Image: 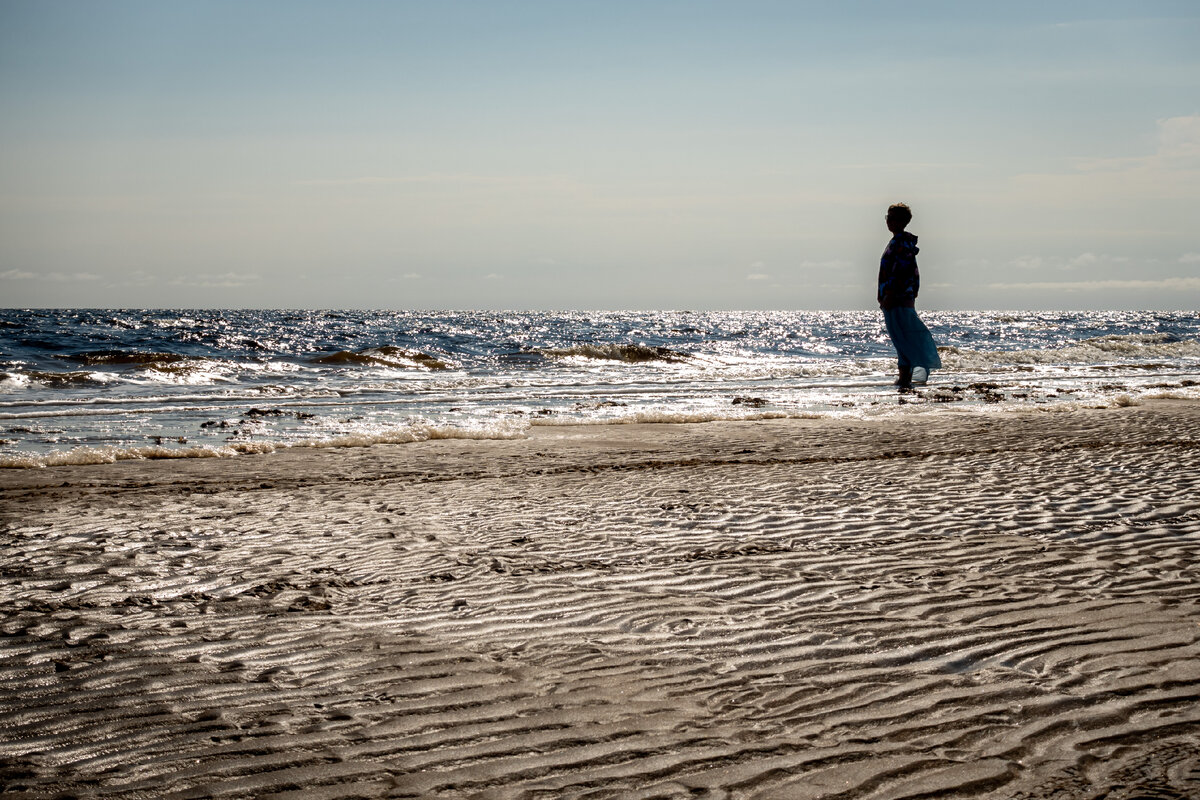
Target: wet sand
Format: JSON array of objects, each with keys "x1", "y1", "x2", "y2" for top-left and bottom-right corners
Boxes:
[{"x1": 2, "y1": 400, "x2": 1200, "y2": 799}]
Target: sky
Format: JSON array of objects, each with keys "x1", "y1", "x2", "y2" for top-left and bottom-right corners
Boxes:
[{"x1": 1, "y1": 0, "x2": 1198, "y2": 310}]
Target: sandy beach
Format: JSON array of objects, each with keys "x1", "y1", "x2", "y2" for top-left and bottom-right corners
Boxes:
[{"x1": 2, "y1": 400, "x2": 1200, "y2": 799}]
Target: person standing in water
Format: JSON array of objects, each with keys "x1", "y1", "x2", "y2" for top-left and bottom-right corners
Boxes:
[{"x1": 878, "y1": 202, "x2": 941, "y2": 391}]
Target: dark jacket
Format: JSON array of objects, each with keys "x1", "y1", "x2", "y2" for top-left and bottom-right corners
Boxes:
[{"x1": 878, "y1": 231, "x2": 920, "y2": 309}]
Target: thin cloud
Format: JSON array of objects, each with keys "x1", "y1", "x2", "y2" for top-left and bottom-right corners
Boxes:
[
  {"x1": 746, "y1": 273, "x2": 770, "y2": 281},
  {"x1": 831, "y1": 162, "x2": 981, "y2": 171},
  {"x1": 796, "y1": 259, "x2": 854, "y2": 271},
  {"x1": 1067, "y1": 115, "x2": 1200, "y2": 173},
  {"x1": 1158, "y1": 114, "x2": 1200, "y2": 159},
  {"x1": 1066, "y1": 253, "x2": 1129, "y2": 270},
  {"x1": 169, "y1": 272, "x2": 261, "y2": 288},
  {"x1": 295, "y1": 176, "x2": 450, "y2": 187},
  {"x1": 989, "y1": 277, "x2": 1200, "y2": 291},
  {"x1": 1006, "y1": 253, "x2": 1130, "y2": 272},
  {"x1": 294, "y1": 174, "x2": 572, "y2": 188},
  {"x1": 1011, "y1": 116, "x2": 1200, "y2": 210},
  {"x1": 107, "y1": 270, "x2": 157, "y2": 288},
  {"x1": 1, "y1": 269, "x2": 100, "y2": 282}
]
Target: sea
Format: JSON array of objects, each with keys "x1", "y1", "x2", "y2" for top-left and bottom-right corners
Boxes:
[{"x1": 2, "y1": 309, "x2": 1199, "y2": 468}]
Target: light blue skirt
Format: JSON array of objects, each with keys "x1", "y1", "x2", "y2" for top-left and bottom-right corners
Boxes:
[{"x1": 883, "y1": 307, "x2": 941, "y2": 374}]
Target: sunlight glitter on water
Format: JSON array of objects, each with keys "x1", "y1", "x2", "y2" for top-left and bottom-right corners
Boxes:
[{"x1": 2, "y1": 309, "x2": 1198, "y2": 466}]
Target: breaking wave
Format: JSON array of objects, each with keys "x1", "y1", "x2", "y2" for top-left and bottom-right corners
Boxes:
[
  {"x1": 531, "y1": 408, "x2": 801, "y2": 426},
  {"x1": 42, "y1": 350, "x2": 248, "y2": 384},
  {"x1": 56, "y1": 350, "x2": 192, "y2": 367},
  {"x1": 312, "y1": 346, "x2": 451, "y2": 370},
  {"x1": 541, "y1": 344, "x2": 690, "y2": 363},
  {"x1": 1, "y1": 370, "x2": 116, "y2": 389},
  {"x1": 939, "y1": 333, "x2": 1200, "y2": 371},
  {"x1": 0, "y1": 420, "x2": 527, "y2": 469}
]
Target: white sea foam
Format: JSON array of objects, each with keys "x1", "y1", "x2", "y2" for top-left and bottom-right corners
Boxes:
[
  {"x1": 312, "y1": 346, "x2": 452, "y2": 370},
  {"x1": 939, "y1": 334, "x2": 1200, "y2": 371},
  {"x1": 0, "y1": 373, "x2": 32, "y2": 391},
  {"x1": 0, "y1": 443, "x2": 247, "y2": 469},
  {"x1": 298, "y1": 420, "x2": 528, "y2": 449},
  {"x1": 542, "y1": 344, "x2": 690, "y2": 363},
  {"x1": 0, "y1": 405, "x2": 219, "y2": 420},
  {"x1": 0, "y1": 419, "x2": 529, "y2": 469},
  {"x1": 1144, "y1": 389, "x2": 1200, "y2": 400},
  {"x1": 529, "y1": 408, "x2": 813, "y2": 427}
]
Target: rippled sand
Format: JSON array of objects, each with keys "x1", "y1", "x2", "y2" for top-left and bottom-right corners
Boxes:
[{"x1": 3, "y1": 401, "x2": 1200, "y2": 799}]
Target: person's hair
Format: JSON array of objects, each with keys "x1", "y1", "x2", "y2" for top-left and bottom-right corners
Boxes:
[{"x1": 887, "y1": 203, "x2": 912, "y2": 228}]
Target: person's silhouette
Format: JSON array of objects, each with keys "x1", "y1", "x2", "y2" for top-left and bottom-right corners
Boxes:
[{"x1": 878, "y1": 203, "x2": 941, "y2": 391}]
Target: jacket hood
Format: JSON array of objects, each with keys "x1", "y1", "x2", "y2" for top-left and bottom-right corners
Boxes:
[{"x1": 894, "y1": 231, "x2": 919, "y2": 254}]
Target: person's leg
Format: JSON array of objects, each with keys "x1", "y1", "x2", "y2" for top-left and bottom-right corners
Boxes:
[
  {"x1": 894, "y1": 308, "x2": 941, "y2": 375},
  {"x1": 884, "y1": 309, "x2": 914, "y2": 390}
]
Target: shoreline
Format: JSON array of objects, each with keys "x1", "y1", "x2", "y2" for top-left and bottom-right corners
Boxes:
[
  {"x1": 2, "y1": 395, "x2": 1193, "y2": 481},
  {"x1": 3, "y1": 400, "x2": 1200, "y2": 798}
]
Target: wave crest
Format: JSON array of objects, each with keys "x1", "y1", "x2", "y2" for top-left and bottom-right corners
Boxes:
[
  {"x1": 57, "y1": 350, "x2": 191, "y2": 367},
  {"x1": 2, "y1": 370, "x2": 108, "y2": 388},
  {"x1": 312, "y1": 346, "x2": 451, "y2": 370},
  {"x1": 542, "y1": 344, "x2": 690, "y2": 363},
  {"x1": 0, "y1": 420, "x2": 526, "y2": 469},
  {"x1": 939, "y1": 334, "x2": 1200, "y2": 370}
]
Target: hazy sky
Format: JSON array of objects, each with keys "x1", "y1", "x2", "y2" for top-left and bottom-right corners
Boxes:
[{"x1": 1, "y1": 0, "x2": 1198, "y2": 310}]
